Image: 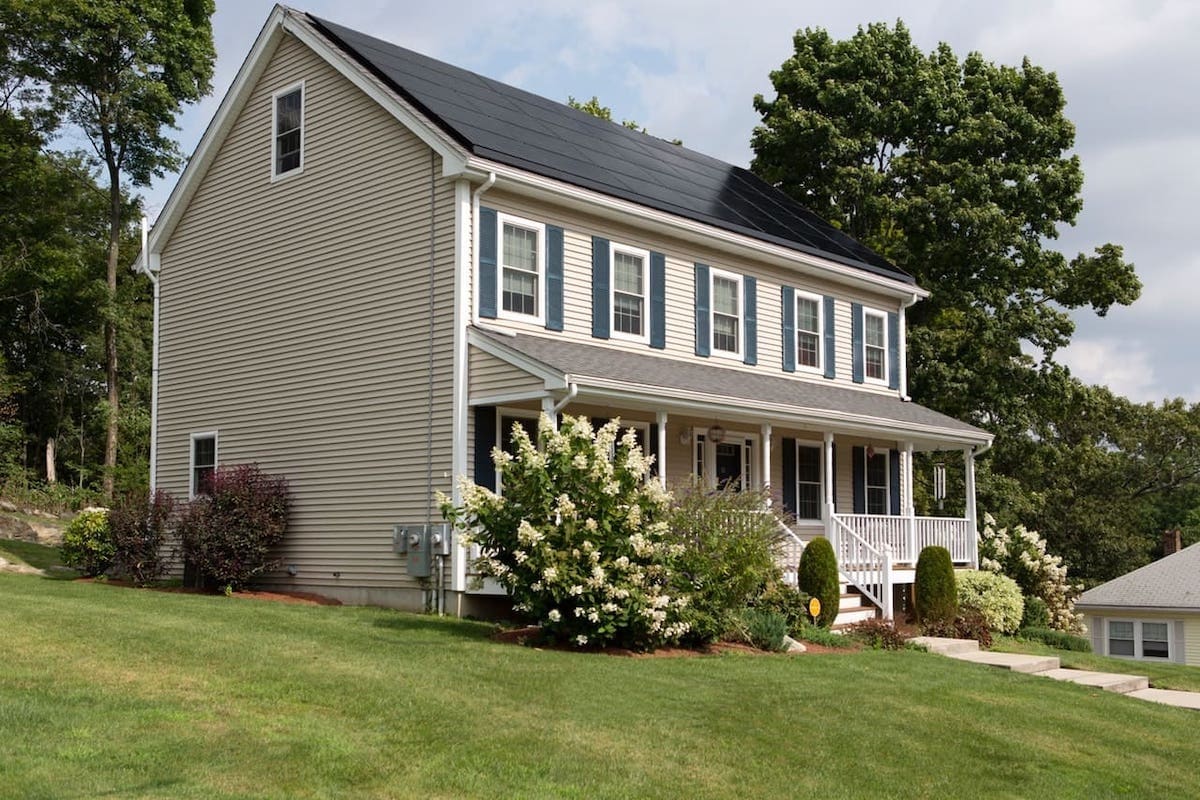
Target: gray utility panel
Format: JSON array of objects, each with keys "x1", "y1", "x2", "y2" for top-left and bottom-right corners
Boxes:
[{"x1": 393, "y1": 523, "x2": 450, "y2": 578}]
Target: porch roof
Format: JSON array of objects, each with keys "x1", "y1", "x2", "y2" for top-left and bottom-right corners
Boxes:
[{"x1": 470, "y1": 327, "x2": 992, "y2": 448}]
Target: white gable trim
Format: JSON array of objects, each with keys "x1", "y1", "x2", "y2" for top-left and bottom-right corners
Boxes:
[{"x1": 147, "y1": 5, "x2": 468, "y2": 257}]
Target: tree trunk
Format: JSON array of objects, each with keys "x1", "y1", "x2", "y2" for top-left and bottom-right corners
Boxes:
[
  {"x1": 102, "y1": 169, "x2": 120, "y2": 501},
  {"x1": 45, "y1": 438, "x2": 56, "y2": 484}
]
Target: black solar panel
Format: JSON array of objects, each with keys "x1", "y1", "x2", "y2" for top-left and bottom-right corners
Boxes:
[{"x1": 308, "y1": 14, "x2": 912, "y2": 284}]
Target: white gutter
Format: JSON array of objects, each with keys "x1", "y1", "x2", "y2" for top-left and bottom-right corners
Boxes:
[
  {"x1": 133, "y1": 216, "x2": 162, "y2": 494},
  {"x1": 550, "y1": 383, "x2": 578, "y2": 415}
]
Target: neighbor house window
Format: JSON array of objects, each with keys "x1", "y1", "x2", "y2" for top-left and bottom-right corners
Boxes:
[
  {"x1": 866, "y1": 449, "x2": 888, "y2": 515},
  {"x1": 796, "y1": 292, "x2": 822, "y2": 370},
  {"x1": 190, "y1": 432, "x2": 217, "y2": 498},
  {"x1": 796, "y1": 443, "x2": 823, "y2": 520},
  {"x1": 611, "y1": 243, "x2": 649, "y2": 341},
  {"x1": 711, "y1": 270, "x2": 742, "y2": 357},
  {"x1": 864, "y1": 309, "x2": 887, "y2": 382},
  {"x1": 272, "y1": 83, "x2": 304, "y2": 178},
  {"x1": 498, "y1": 214, "x2": 545, "y2": 322},
  {"x1": 1108, "y1": 619, "x2": 1172, "y2": 660}
]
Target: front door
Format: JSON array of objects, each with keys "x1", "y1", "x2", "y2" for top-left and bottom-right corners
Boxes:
[{"x1": 694, "y1": 429, "x2": 756, "y2": 491}]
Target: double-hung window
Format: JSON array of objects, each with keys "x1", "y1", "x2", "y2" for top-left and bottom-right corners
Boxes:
[
  {"x1": 711, "y1": 270, "x2": 742, "y2": 357},
  {"x1": 865, "y1": 449, "x2": 888, "y2": 515},
  {"x1": 272, "y1": 83, "x2": 304, "y2": 178},
  {"x1": 864, "y1": 309, "x2": 887, "y2": 383},
  {"x1": 190, "y1": 432, "x2": 217, "y2": 498},
  {"x1": 611, "y1": 243, "x2": 649, "y2": 341},
  {"x1": 498, "y1": 214, "x2": 545, "y2": 323},
  {"x1": 796, "y1": 291, "x2": 822, "y2": 371},
  {"x1": 1108, "y1": 619, "x2": 1172, "y2": 660},
  {"x1": 795, "y1": 443, "x2": 823, "y2": 521}
]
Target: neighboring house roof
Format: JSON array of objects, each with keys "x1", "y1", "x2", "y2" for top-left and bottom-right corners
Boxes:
[
  {"x1": 1077, "y1": 543, "x2": 1200, "y2": 611},
  {"x1": 470, "y1": 327, "x2": 990, "y2": 445},
  {"x1": 306, "y1": 14, "x2": 912, "y2": 286}
]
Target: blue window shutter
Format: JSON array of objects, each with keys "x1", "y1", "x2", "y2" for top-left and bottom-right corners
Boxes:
[
  {"x1": 781, "y1": 286, "x2": 795, "y2": 372},
  {"x1": 473, "y1": 406, "x2": 497, "y2": 491},
  {"x1": 851, "y1": 302, "x2": 864, "y2": 384},
  {"x1": 888, "y1": 311, "x2": 900, "y2": 390},
  {"x1": 852, "y1": 446, "x2": 866, "y2": 514},
  {"x1": 694, "y1": 263, "x2": 710, "y2": 357},
  {"x1": 782, "y1": 438, "x2": 797, "y2": 516},
  {"x1": 650, "y1": 252, "x2": 666, "y2": 349},
  {"x1": 743, "y1": 275, "x2": 757, "y2": 365},
  {"x1": 478, "y1": 207, "x2": 497, "y2": 319},
  {"x1": 889, "y1": 449, "x2": 901, "y2": 515},
  {"x1": 823, "y1": 295, "x2": 836, "y2": 379},
  {"x1": 546, "y1": 225, "x2": 564, "y2": 331},
  {"x1": 591, "y1": 237, "x2": 610, "y2": 339}
]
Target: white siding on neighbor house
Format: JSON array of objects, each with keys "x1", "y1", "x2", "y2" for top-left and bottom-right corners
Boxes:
[
  {"x1": 1085, "y1": 611, "x2": 1199, "y2": 666},
  {"x1": 157, "y1": 34, "x2": 457, "y2": 596},
  {"x1": 470, "y1": 188, "x2": 904, "y2": 397}
]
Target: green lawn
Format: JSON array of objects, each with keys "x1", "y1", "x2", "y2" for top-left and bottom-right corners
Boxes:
[
  {"x1": 2, "y1": 575, "x2": 1198, "y2": 799},
  {"x1": 0, "y1": 537, "x2": 67, "y2": 572},
  {"x1": 994, "y1": 635, "x2": 1200, "y2": 692}
]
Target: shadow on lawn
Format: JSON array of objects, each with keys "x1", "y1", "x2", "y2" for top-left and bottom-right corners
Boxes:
[{"x1": 370, "y1": 612, "x2": 498, "y2": 642}]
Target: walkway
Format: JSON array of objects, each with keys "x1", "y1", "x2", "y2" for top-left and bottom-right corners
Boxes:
[{"x1": 910, "y1": 637, "x2": 1200, "y2": 711}]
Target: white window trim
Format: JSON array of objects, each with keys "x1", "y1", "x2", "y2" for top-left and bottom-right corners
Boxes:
[
  {"x1": 494, "y1": 407, "x2": 540, "y2": 495},
  {"x1": 709, "y1": 267, "x2": 743, "y2": 361},
  {"x1": 692, "y1": 427, "x2": 758, "y2": 491},
  {"x1": 862, "y1": 307, "x2": 889, "y2": 386},
  {"x1": 496, "y1": 212, "x2": 546, "y2": 326},
  {"x1": 794, "y1": 290, "x2": 824, "y2": 374},
  {"x1": 188, "y1": 430, "x2": 218, "y2": 500},
  {"x1": 270, "y1": 81, "x2": 305, "y2": 182},
  {"x1": 609, "y1": 242, "x2": 651, "y2": 344},
  {"x1": 1106, "y1": 618, "x2": 1174, "y2": 661},
  {"x1": 794, "y1": 439, "x2": 825, "y2": 522},
  {"x1": 863, "y1": 447, "x2": 890, "y2": 516}
]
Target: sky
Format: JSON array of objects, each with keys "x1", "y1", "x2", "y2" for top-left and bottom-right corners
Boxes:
[{"x1": 144, "y1": 0, "x2": 1200, "y2": 403}]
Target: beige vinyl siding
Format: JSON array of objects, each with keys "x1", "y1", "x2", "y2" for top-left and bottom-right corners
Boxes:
[
  {"x1": 474, "y1": 188, "x2": 902, "y2": 396},
  {"x1": 157, "y1": 33, "x2": 457, "y2": 598},
  {"x1": 1085, "y1": 611, "x2": 1199, "y2": 665},
  {"x1": 468, "y1": 346, "x2": 545, "y2": 401},
  {"x1": 1186, "y1": 616, "x2": 1199, "y2": 666}
]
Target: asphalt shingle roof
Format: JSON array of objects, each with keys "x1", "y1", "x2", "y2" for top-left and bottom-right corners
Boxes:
[
  {"x1": 307, "y1": 14, "x2": 913, "y2": 285},
  {"x1": 1077, "y1": 543, "x2": 1200, "y2": 610},
  {"x1": 475, "y1": 328, "x2": 989, "y2": 439}
]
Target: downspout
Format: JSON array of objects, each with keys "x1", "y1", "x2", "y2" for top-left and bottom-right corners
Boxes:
[
  {"x1": 136, "y1": 217, "x2": 161, "y2": 495},
  {"x1": 898, "y1": 293, "x2": 918, "y2": 402},
  {"x1": 550, "y1": 383, "x2": 578, "y2": 416},
  {"x1": 426, "y1": 152, "x2": 439, "y2": 616}
]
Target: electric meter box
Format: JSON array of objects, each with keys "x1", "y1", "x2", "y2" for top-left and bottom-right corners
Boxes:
[{"x1": 392, "y1": 523, "x2": 450, "y2": 578}]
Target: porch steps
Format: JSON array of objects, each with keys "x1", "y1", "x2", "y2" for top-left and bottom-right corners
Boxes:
[{"x1": 830, "y1": 584, "x2": 877, "y2": 629}]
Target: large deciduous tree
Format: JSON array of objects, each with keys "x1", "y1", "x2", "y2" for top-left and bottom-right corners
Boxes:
[{"x1": 6, "y1": 0, "x2": 215, "y2": 499}]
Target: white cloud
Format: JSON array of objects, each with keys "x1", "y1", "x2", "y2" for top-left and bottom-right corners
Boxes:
[{"x1": 1059, "y1": 338, "x2": 1164, "y2": 401}]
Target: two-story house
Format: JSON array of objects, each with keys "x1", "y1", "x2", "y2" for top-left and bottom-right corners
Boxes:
[{"x1": 142, "y1": 6, "x2": 992, "y2": 619}]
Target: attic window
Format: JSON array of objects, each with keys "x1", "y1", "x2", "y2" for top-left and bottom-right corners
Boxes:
[{"x1": 273, "y1": 83, "x2": 304, "y2": 178}]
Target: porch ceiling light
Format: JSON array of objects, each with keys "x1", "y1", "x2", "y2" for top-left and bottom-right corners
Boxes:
[
  {"x1": 679, "y1": 429, "x2": 692, "y2": 445},
  {"x1": 707, "y1": 425, "x2": 725, "y2": 443}
]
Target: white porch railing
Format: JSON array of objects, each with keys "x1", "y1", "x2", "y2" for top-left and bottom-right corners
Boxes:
[
  {"x1": 832, "y1": 514, "x2": 975, "y2": 565},
  {"x1": 776, "y1": 522, "x2": 805, "y2": 588},
  {"x1": 828, "y1": 515, "x2": 892, "y2": 620}
]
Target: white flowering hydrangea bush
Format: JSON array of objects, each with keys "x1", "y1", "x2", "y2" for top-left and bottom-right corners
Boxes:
[
  {"x1": 439, "y1": 414, "x2": 690, "y2": 650},
  {"x1": 956, "y1": 570, "x2": 1024, "y2": 634},
  {"x1": 979, "y1": 514, "x2": 1085, "y2": 634}
]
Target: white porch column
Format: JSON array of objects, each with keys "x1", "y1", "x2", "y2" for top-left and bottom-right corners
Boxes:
[
  {"x1": 823, "y1": 432, "x2": 835, "y2": 538},
  {"x1": 904, "y1": 441, "x2": 916, "y2": 562},
  {"x1": 761, "y1": 423, "x2": 772, "y2": 501},
  {"x1": 541, "y1": 396, "x2": 556, "y2": 429},
  {"x1": 964, "y1": 446, "x2": 978, "y2": 565},
  {"x1": 656, "y1": 410, "x2": 668, "y2": 489}
]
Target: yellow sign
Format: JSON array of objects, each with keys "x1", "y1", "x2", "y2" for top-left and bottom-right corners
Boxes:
[{"x1": 808, "y1": 597, "x2": 822, "y2": 620}]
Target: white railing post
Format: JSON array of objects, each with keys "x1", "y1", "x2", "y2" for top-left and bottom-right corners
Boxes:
[
  {"x1": 964, "y1": 446, "x2": 978, "y2": 567},
  {"x1": 906, "y1": 514, "x2": 917, "y2": 564},
  {"x1": 882, "y1": 546, "x2": 894, "y2": 621}
]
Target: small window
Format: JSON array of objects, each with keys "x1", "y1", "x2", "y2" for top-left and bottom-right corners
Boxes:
[
  {"x1": 190, "y1": 432, "x2": 217, "y2": 498},
  {"x1": 272, "y1": 83, "x2": 304, "y2": 178},
  {"x1": 1108, "y1": 620, "x2": 1135, "y2": 657},
  {"x1": 796, "y1": 292, "x2": 822, "y2": 370},
  {"x1": 711, "y1": 271, "x2": 742, "y2": 356},
  {"x1": 498, "y1": 214, "x2": 545, "y2": 323},
  {"x1": 611, "y1": 244, "x2": 649, "y2": 341},
  {"x1": 864, "y1": 310, "x2": 887, "y2": 382},
  {"x1": 865, "y1": 449, "x2": 888, "y2": 515},
  {"x1": 795, "y1": 443, "x2": 822, "y2": 521},
  {"x1": 1141, "y1": 622, "x2": 1170, "y2": 659}
]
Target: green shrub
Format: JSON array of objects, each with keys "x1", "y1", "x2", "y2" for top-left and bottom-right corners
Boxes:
[
  {"x1": 979, "y1": 515, "x2": 1083, "y2": 633},
  {"x1": 666, "y1": 484, "x2": 783, "y2": 642},
  {"x1": 848, "y1": 617, "x2": 907, "y2": 650},
  {"x1": 441, "y1": 415, "x2": 689, "y2": 650},
  {"x1": 1019, "y1": 627, "x2": 1092, "y2": 652},
  {"x1": 60, "y1": 508, "x2": 113, "y2": 577},
  {"x1": 793, "y1": 619, "x2": 854, "y2": 648},
  {"x1": 914, "y1": 546, "x2": 957, "y2": 624},
  {"x1": 177, "y1": 464, "x2": 290, "y2": 593},
  {"x1": 1020, "y1": 595, "x2": 1051, "y2": 630},
  {"x1": 922, "y1": 610, "x2": 993, "y2": 649},
  {"x1": 797, "y1": 537, "x2": 839, "y2": 627},
  {"x1": 741, "y1": 608, "x2": 789, "y2": 652},
  {"x1": 108, "y1": 490, "x2": 176, "y2": 586},
  {"x1": 957, "y1": 570, "x2": 1024, "y2": 634},
  {"x1": 750, "y1": 582, "x2": 811, "y2": 635}
]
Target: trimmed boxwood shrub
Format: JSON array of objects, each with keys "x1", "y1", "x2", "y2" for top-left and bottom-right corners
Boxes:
[
  {"x1": 957, "y1": 569, "x2": 1024, "y2": 634},
  {"x1": 61, "y1": 508, "x2": 113, "y2": 577},
  {"x1": 797, "y1": 536, "x2": 839, "y2": 628},
  {"x1": 914, "y1": 546, "x2": 957, "y2": 624}
]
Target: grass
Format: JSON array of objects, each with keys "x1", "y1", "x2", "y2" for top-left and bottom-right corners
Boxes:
[
  {"x1": 1, "y1": 575, "x2": 1198, "y2": 799},
  {"x1": 995, "y1": 635, "x2": 1200, "y2": 693},
  {"x1": 0, "y1": 537, "x2": 68, "y2": 572}
]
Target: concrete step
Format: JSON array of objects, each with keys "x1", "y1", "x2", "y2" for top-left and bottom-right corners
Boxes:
[
  {"x1": 948, "y1": 650, "x2": 1061, "y2": 673},
  {"x1": 833, "y1": 606, "x2": 876, "y2": 625},
  {"x1": 908, "y1": 636, "x2": 980, "y2": 656},
  {"x1": 1039, "y1": 668, "x2": 1149, "y2": 694},
  {"x1": 1127, "y1": 688, "x2": 1200, "y2": 710}
]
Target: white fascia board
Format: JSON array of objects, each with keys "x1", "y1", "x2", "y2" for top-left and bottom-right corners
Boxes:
[
  {"x1": 466, "y1": 328, "x2": 568, "y2": 390},
  {"x1": 148, "y1": 6, "x2": 469, "y2": 257},
  {"x1": 458, "y1": 157, "x2": 930, "y2": 303},
  {"x1": 1076, "y1": 604, "x2": 1200, "y2": 614}
]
